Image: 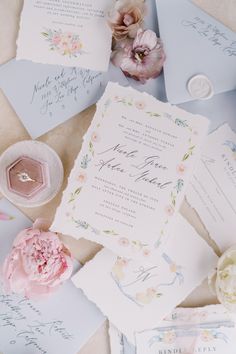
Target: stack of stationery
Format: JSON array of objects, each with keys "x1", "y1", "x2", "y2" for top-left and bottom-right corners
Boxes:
[{"x1": 0, "y1": 0, "x2": 236, "y2": 353}]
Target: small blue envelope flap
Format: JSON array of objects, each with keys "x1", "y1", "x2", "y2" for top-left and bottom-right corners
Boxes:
[{"x1": 156, "y1": 0, "x2": 236, "y2": 103}]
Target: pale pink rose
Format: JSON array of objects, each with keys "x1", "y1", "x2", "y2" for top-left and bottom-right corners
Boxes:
[
  {"x1": 112, "y1": 29, "x2": 166, "y2": 83},
  {"x1": 71, "y1": 41, "x2": 82, "y2": 53},
  {"x1": 1, "y1": 219, "x2": 73, "y2": 299},
  {"x1": 165, "y1": 205, "x2": 175, "y2": 216},
  {"x1": 200, "y1": 330, "x2": 214, "y2": 342},
  {"x1": 146, "y1": 287, "x2": 156, "y2": 297},
  {"x1": 107, "y1": 0, "x2": 147, "y2": 40},
  {"x1": 163, "y1": 331, "x2": 176, "y2": 344},
  {"x1": 143, "y1": 248, "x2": 151, "y2": 257},
  {"x1": 119, "y1": 237, "x2": 130, "y2": 247},
  {"x1": 135, "y1": 100, "x2": 146, "y2": 110},
  {"x1": 116, "y1": 257, "x2": 129, "y2": 267},
  {"x1": 77, "y1": 171, "x2": 87, "y2": 184},
  {"x1": 91, "y1": 132, "x2": 100, "y2": 143},
  {"x1": 52, "y1": 34, "x2": 61, "y2": 45},
  {"x1": 176, "y1": 163, "x2": 186, "y2": 175}
]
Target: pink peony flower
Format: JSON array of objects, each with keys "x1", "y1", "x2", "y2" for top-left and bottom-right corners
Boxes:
[
  {"x1": 112, "y1": 29, "x2": 166, "y2": 83},
  {"x1": 107, "y1": 0, "x2": 147, "y2": 41},
  {"x1": 1, "y1": 219, "x2": 73, "y2": 299}
]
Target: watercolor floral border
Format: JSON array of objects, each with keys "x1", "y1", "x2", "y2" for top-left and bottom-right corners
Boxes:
[{"x1": 66, "y1": 93, "x2": 197, "y2": 259}]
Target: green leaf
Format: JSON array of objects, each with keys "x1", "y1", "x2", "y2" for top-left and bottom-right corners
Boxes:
[{"x1": 182, "y1": 153, "x2": 189, "y2": 161}]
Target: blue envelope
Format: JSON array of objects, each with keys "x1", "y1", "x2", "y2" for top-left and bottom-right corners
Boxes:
[
  {"x1": 156, "y1": 0, "x2": 236, "y2": 103},
  {"x1": 0, "y1": 60, "x2": 128, "y2": 138}
]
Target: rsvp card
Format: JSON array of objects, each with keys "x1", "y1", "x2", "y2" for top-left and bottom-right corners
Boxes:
[
  {"x1": 52, "y1": 82, "x2": 209, "y2": 263},
  {"x1": 136, "y1": 305, "x2": 236, "y2": 354},
  {"x1": 0, "y1": 198, "x2": 104, "y2": 354},
  {"x1": 17, "y1": 0, "x2": 112, "y2": 71},
  {"x1": 72, "y1": 214, "x2": 218, "y2": 343},
  {"x1": 186, "y1": 124, "x2": 236, "y2": 252}
]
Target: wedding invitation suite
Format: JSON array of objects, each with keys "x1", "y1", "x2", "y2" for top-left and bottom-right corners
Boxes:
[
  {"x1": 0, "y1": 198, "x2": 104, "y2": 354},
  {"x1": 72, "y1": 214, "x2": 218, "y2": 342},
  {"x1": 0, "y1": 60, "x2": 127, "y2": 138},
  {"x1": 52, "y1": 83, "x2": 209, "y2": 263},
  {"x1": 136, "y1": 305, "x2": 236, "y2": 354},
  {"x1": 16, "y1": 0, "x2": 112, "y2": 71},
  {"x1": 186, "y1": 124, "x2": 236, "y2": 252}
]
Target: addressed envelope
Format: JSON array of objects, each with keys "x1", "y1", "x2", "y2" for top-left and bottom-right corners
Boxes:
[
  {"x1": 156, "y1": 0, "x2": 236, "y2": 104},
  {"x1": 0, "y1": 59, "x2": 128, "y2": 138},
  {"x1": 0, "y1": 198, "x2": 105, "y2": 354}
]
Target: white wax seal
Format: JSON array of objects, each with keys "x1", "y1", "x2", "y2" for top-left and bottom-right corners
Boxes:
[{"x1": 187, "y1": 74, "x2": 214, "y2": 100}]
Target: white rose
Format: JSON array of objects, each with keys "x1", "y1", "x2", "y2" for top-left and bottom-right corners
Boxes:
[{"x1": 209, "y1": 246, "x2": 236, "y2": 312}]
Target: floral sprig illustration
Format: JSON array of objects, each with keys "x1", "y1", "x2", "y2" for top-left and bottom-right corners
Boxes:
[
  {"x1": 68, "y1": 187, "x2": 82, "y2": 203},
  {"x1": 42, "y1": 29, "x2": 83, "y2": 57},
  {"x1": 111, "y1": 253, "x2": 184, "y2": 306},
  {"x1": 71, "y1": 217, "x2": 151, "y2": 255},
  {"x1": 149, "y1": 328, "x2": 229, "y2": 347}
]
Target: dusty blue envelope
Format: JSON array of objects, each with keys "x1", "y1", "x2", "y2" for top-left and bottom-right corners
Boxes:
[
  {"x1": 0, "y1": 60, "x2": 128, "y2": 138},
  {"x1": 0, "y1": 198, "x2": 105, "y2": 354},
  {"x1": 156, "y1": 0, "x2": 236, "y2": 104}
]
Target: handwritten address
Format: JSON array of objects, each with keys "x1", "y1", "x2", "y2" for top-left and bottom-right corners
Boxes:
[
  {"x1": 181, "y1": 16, "x2": 236, "y2": 57},
  {"x1": 30, "y1": 67, "x2": 103, "y2": 116},
  {"x1": 0, "y1": 293, "x2": 74, "y2": 354}
]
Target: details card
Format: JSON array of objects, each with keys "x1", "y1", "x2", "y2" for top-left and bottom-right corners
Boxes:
[
  {"x1": 186, "y1": 124, "x2": 236, "y2": 252},
  {"x1": 52, "y1": 82, "x2": 209, "y2": 263},
  {"x1": 16, "y1": 0, "x2": 112, "y2": 71},
  {"x1": 72, "y1": 214, "x2": 217, "y2": 343},
  {"x1": 0, "y1": 198, "x2": 104, "y2": 354}
]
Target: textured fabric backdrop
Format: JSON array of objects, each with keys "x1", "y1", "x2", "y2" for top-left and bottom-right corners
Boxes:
[{"x1": 0, "y1": 1, "x2": 235, "y2": 353}]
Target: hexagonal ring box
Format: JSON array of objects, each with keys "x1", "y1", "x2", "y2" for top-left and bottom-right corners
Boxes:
[
  {"x1": 7, "y1": 156, "x2": 49, "y2": 199},
  {"x1": 0, "y1": 141, "x2": 63, "y2": 207}
]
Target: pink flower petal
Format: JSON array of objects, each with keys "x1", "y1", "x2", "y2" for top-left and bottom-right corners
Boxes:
[{"x1": 133, "y1": 29, "x2": 158, "y2": 50}]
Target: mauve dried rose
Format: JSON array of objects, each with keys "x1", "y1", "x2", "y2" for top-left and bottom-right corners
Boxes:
[
  {"x1": 107, "y1": 0, "x2": 147, "y2": 41},
  {"x1": 111, "y1": 29, "x2": 166, "y2": 83}
]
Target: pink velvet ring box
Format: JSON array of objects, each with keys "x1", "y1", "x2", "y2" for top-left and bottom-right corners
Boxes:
[{"x1": 0, "y1": 141, "x2": 63, "y2": 207}]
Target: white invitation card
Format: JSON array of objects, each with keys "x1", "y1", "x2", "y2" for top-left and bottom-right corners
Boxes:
[
  {"x1": 0, "y1": 198, "x2": 104, "y2": 354},
  {"x1": 186, "y1": 124, "x2": 236, "y2": 252},
  {"x1": 72, "y1": 214, "x2": 218, "y2": 343},
  {"x1": 136, "y1": 305, "x2": 236, "y2": 354},
  {"x1": 52, "y1": 82, "x2": 209, "y2": 263},
  {"x1": 17, "y1": 0, "x2": 112, "y2": 71}
]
